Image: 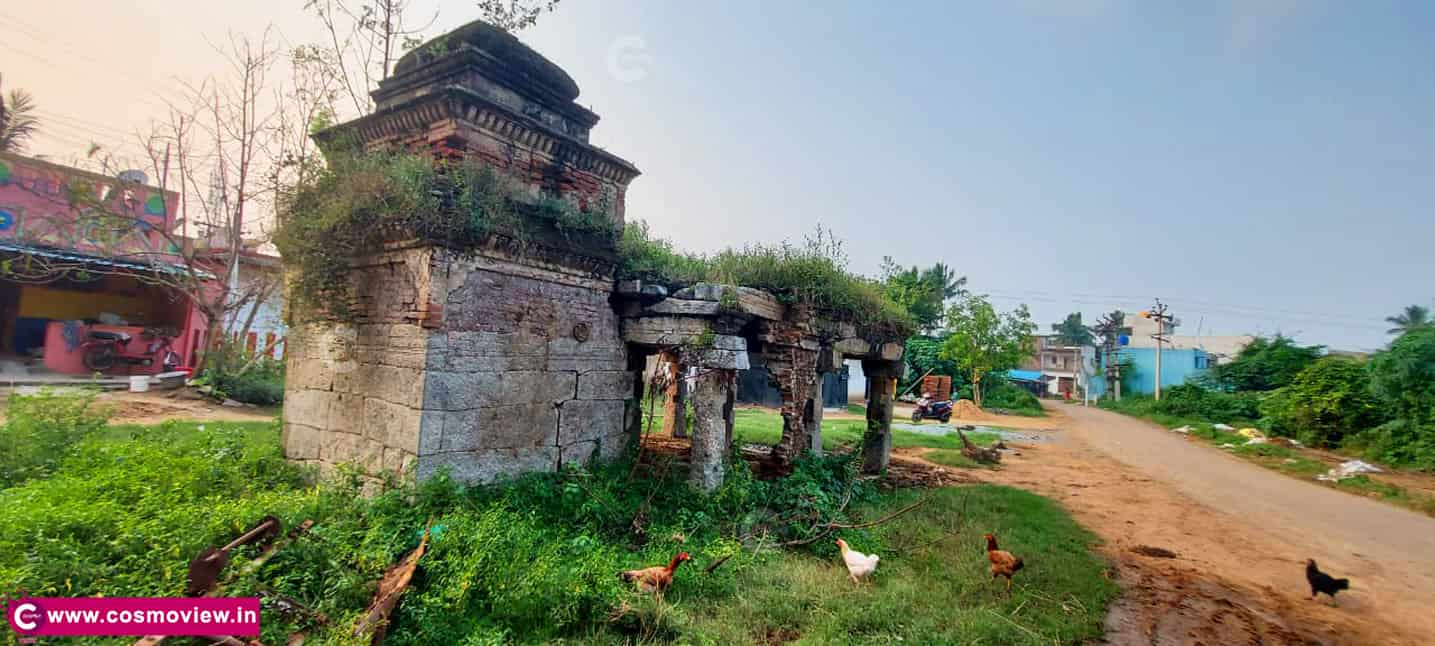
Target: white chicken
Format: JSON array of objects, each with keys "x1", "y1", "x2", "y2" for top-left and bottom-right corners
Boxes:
[{"x1": 835, "y1": 538, "x2": 880, "y2": 583}]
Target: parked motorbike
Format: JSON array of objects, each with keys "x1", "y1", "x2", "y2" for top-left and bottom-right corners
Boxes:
[
  {"x1": 910, "y1": 397, "x2": 954, "y2": 423},
  {"x1": 80, "y1": 327, "x2": 181, "y2": 373}
]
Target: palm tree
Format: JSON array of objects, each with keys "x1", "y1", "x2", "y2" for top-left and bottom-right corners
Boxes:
[
  {"x1": 1386, "y1": 304, "x2": 1431, "y2": 336},
  {"x1": 0, "y1": 74, "x2": 41, "y2": 153}
]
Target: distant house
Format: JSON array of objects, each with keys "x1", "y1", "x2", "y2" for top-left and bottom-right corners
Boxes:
[
  {"x1": 1021, "y1": 335, "x2": 1096, "y2": 398},
  {"x1": 1087, "y1": 346, "x2": 1212, "y2": 397},
  {"x1": 192, "y1": 236, "x2": 286, "y2": 359},
  {"x1": 0, "y1": 152, "x2": 213, "y2": 377}
]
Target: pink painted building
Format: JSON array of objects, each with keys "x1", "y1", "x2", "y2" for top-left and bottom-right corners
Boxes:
[{"x1": 0, "y1": 152, "x2": 211, "y2": 376}]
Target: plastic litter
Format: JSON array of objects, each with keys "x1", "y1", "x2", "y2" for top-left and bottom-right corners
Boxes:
[
  {"x1": 1237, "y1": 427, "x2": 1265, "y2": 440},
  {"x1": 1212, "y1": 423, "x2": 1235, "y2": 431},
  {"x1": 1172, "y1": 425, "x2": 1192, "y2": 434},
  {"x1": 1316, "y1": 460, "x2": 1384, "y2": 482},
  {"x1": 1219, "y1": 443, "x2": 1237, "y2": 450}
]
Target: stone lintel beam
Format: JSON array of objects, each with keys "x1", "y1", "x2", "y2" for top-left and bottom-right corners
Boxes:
[
  {"x1": 861, "y1": 359, "x2": 902, "y2": 474},
  {"x1": 689, "y1": 367, "x2": 735, "y2": 492},
  {"x1": 621, "y1": 316, "x2": 710, "y2": 348},
  {"x1": 833, "y1": 338, "x2": 905, "y2": 363},
  {"x1": 672, "y1": 283, "x2": 787, "y2": 321},
  {"x1": 642, "y1": 298, "x2": 722, "y2": 317}
]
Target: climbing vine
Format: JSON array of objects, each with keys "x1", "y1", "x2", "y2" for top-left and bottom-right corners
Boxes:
[{"x1": 274, "y1": 150, "x2": 617, "y2": 320}]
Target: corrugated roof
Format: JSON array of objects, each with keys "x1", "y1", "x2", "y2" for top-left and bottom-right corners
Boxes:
[{"x1": 0, "y1": 242, "x2": 216, "y2": 281}]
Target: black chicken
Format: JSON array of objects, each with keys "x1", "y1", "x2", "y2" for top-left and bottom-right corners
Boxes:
[{"x1": 1305, "y1": 559, "x2": 1350, "y2": 606}]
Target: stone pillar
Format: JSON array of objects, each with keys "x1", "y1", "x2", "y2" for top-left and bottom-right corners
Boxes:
[
  {"x1": 624, "y1": 350, "x2": 648, "y2": 449},
  {"x1": 808, "y1": 370, "x2": 825, "y2": 455},
  {"x1": 861, "y1": 360, "x2": 898, "y2": 474},
  {"x1": 660, "y1": 350, "x2": 688, "y2": 438},
  {"x1": 690, "y1": 367, "x2": 735, "y2": 492}
]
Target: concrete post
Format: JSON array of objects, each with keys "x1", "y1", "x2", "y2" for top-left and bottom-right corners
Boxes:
[
  {"x1": 690, "y1": 367, "x2": 735, "y2": 492},
  {"x1": 861, "y1": 360, "x2": 897, "y2": 474},
  {"x1": 660, "y1": 350, "x2": 688, "y2": 438}
]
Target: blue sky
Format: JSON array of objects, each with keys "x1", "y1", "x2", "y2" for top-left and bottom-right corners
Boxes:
[{"x1": 9, "y1": 1, "x2": 1434, "y2": 350}]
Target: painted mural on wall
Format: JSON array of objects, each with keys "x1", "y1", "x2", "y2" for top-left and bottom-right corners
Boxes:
[{"x1": 0, "y1": 154, "x2": 182, "y2": 262}]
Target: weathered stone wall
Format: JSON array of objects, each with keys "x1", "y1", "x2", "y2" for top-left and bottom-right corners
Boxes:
[
  {"x1": 283, "y1": 247, "x2": 435, "y2": 479},
  {"x1": 414, "y1": 248, "x2": 634, "y2": 482}
]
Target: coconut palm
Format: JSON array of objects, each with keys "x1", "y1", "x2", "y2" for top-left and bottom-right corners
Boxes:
[
  {"x1": 1386, "y1": 304, "x2": 1431, "y2": 336},
  {"x1": 0, "y1": 74, "x2": 41, "y2": 153}
]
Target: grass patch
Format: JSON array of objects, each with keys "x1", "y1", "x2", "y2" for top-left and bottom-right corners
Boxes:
[
  {"x1": 922, "y1": 449, "x2": 989, "y2": 470},
  {"x1": 1, "y1": 393, "x2": 1114, "y2": 644},
  {"x1": 613, "y1": 485, "x2": 1116, "y2": 645},
  {"x1": 733, "y1": 407, "x2": 999, "y2": 452},
  {"x1": 846, "y1": 403, "x2": 867, "y2": 416}
]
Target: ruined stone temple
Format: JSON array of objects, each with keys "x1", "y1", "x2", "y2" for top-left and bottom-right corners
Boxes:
[{"x1": 282, "y1": 20, "x2": 904, "y2": 491}]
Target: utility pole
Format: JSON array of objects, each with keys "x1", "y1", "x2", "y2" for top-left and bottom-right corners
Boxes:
[{"x1": 1142, "y1": 300, "x2": 1172, "y2": 401}]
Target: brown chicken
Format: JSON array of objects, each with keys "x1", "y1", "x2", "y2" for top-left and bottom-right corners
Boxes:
[
  {"x1": 619, "y1": 552, "x2": 691, "y2": 593},
  {"x1": 984, "y1": 533, "x2": 1025, "y2": 593}
]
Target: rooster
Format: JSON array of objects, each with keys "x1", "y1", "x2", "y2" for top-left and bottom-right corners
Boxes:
[
  {"x1": 619, "y1": 552, "x2": 690, "y2": 594},
  {"x1": 984, "y1": 533, "x2": 1024, "y2": 593},
  {"x1": 1305, "y1": 559, "x2": 1350, "y2": 606},
  {"x1": 835, "y1": 538, "x2": 880, "y2": 584}
]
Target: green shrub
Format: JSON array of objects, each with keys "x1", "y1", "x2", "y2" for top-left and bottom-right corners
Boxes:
[
  {"x1": 1158, "y1": 383, "x2": 1261, "y2": 421},
  {"x1": 1369, "y1": 326, "x2": 1435, "y2": 426},
  {"x1": 617, "y1": 222, "x2": 915, "y2": 340},
  {"x1": 1204, "y1": 334, "x2": 1324, "y2": 392},
  {"x1": 981, "y1": 379, "x2": 1041, "y2": 413},
  {"x1": 196, "y1": 345, "x2": 286, "y2": 406},
  {"x1": 0, "y1": 389, "x2": 110, "y2": 487},
  {"x1": 1259, "y1": 357, "x2": 1384, "y2": 447},
  {"x1": 1349, "y1": 419, "x2": 1435, "y2": 472}
]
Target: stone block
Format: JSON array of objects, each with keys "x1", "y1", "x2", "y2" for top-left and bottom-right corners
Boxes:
[
  {"x1": 417, "y1": 447, "x2": 559, "y2": 484},
  {"x1": 358, "y1": 439, "x2": 386, "y2": 472},
  {"x1": 696, "y1": 348, "x2": 750, "y2": 370},
  {"x1": 621, "y1": 316, "x2": 711, "y2": 346},
  {"x1": 362, "y1": 397, "x2": 420, "y2": 450},
  {"x1": 577, "y1": 370, "x2": 636, "y2": 400},
  {"x1": 424, "y1": 370, "x2": 575, "y2": 411},
  {"x1": 441, "y1": 403, "x2": 558, "y2": 451},
  {"x1": 365, "y1": 364, "x2": 426, "y2": 407},
  {"x1": 285, "y1": 390, "x2": 336, "y2": 430},
  {"x1": 418, "y1": 410, "x2": 446, "y2": 456},
  {"x1": 283, "y1": 423, "x2": 322, "y2": 460},
  {"x1": 321, "y1": 431, "x2": 361, "y2": 464},
  {"x1": 880, "y1": 342, "x2": 904, "y2": 361},
  {"x1": 558, "y1": 399, "x2": 627, "y2": 446},
  {"x1": 642, "y1": 298, "x2": 721, "y2": 316},
  {"x1": 559, "y1": 440, "x2": 599, "y2": 467},
  {"x1": 834, "y1": 338, "x2": 871, "y2": 357}
]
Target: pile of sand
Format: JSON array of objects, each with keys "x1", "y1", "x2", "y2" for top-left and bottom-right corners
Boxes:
[{"x1": 950, "y1": 399, "x2": 992, "y2": 421}]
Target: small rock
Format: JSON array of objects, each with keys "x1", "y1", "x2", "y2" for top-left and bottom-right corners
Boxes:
[{"x1": 222, "y1": 399, "x2": 244, "y2": 407}]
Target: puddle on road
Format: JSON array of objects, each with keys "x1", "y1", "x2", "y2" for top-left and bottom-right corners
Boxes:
[{"x1": 890, "y1": 422, "x2": 1058, "y2": 443}]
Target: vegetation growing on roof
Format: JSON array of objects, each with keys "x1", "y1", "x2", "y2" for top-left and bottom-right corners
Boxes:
[
  {"x1": 618, "y1": 221, "x2": 916, "y2": 339},
  {"x1": 274, "y1": 150, "x2": 617, "y2": 320}
]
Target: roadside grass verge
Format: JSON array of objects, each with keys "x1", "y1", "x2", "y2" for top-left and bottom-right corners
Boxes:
[
  {"x1": 1, "y1": 393, "x2": 1114, "y2": 644},
  {"x1": 1096, "y1": 404, "x2": 1435, "y2": 517}
]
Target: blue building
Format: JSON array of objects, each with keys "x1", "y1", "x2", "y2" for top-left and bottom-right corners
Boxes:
[{"x1": 1087, "y1": 347, "x2": 1211, "y2": 397}]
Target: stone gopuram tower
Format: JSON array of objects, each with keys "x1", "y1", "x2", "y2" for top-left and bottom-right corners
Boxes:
[{"x1": 282, "y1": 20, "x2": 642, "y2": 483}]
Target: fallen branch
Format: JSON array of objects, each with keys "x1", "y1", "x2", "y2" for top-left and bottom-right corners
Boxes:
[
  {"x1": 777, "y1": 494, "x2": 933, "y2": 547},
  {"x1": 353, "y1": 523, "x2": 431, "y2": 645},
  {"x1": 703, "y1": 554, "x2": 733, "y2": 574}
]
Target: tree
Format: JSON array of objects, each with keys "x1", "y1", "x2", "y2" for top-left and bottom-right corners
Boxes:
[
  {"x1": 880, "y1": 258, "x2": 965, "y2": 333},
  {"x1": 0, "y1": 74, "x2": 40, "y2": 153},
  {"x1": 1369, "y1": 326, "x2": 1435, "y2": 426},
  {"x1": 1260, "y1": 357, "x2": 1384, "y2": 447},
  {"x1": 938, "y1": 293, "x2": 1036, "y2": 407},
  {"x1": 1051, "y1": 312, "x2": 1094, "y2": 346},
  {"x1": 304, "y1": 0, "x2": 563, "y2": 117},
  {"x1": 1206, "y1": 334, "x2": 1324, "y2": 392},
  {"x1": 1386, "y1": 304, "x2": 1432, "y2": 336}
]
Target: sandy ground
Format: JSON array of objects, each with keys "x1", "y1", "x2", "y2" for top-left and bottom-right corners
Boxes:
[
  {"x1": 908, "y1": 403, "x2": 1435, "y2": 645},
  {"x1": 95, "y1": 390, "x2": 279, "y2": 425}
]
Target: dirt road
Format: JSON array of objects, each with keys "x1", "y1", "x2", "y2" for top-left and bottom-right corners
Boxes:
[{"x1": 920, "y1": 402, "x2": 1435, "y2": 645}]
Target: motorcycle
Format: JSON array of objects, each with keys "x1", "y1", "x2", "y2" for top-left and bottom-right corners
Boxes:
[
  {"x1": 910, "y1": 397, "x2": 954, "y2": 423},
  {"x1": 80, "y1": 327, "x2": 181, "y2": 373}
]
